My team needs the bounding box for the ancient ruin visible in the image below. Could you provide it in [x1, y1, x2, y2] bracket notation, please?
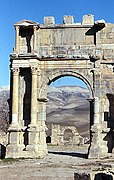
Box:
[47, 124, 81, 145]
[6, 14, 114, 159]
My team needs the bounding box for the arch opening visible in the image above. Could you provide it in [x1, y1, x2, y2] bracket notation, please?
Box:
[46, 75, 93, 154]
[64, 129, 73, 141]
[47, 72, 94, 99]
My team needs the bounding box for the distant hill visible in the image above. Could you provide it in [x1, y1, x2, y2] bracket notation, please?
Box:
[0, 85, 90, 137]
[0, 86, 10, 132]
[46, 86, 90, 137]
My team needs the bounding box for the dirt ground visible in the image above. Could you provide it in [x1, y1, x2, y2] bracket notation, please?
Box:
[0, 145, 114, 180]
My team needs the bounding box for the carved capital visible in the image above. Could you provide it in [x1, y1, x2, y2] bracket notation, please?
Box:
[33, 25, 38, 31]
[31, 66, 37, 75]
[14, 26, 20, 33]
[12, 67, 20, 75]
[15, 25, 20, 30]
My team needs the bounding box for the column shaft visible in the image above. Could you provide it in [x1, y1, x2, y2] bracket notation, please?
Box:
[31, 67, 37, 125]
[12, 68, 19, 125]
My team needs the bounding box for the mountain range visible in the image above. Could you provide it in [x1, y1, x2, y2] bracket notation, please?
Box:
[0, 85, 90, 137]
[46, 86, 90, 137]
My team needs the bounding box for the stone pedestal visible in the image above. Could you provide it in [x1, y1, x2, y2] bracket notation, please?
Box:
[89, 123, 110, 159]
[88, 124, 100, 159]
[6, 127, 25, 158]
[26, 126, 41, 157]
[26, 123, 47, 158]
[88, 97, 110, 159]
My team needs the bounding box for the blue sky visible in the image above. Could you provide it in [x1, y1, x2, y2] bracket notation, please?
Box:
[0, 0, 114, 87]
[51, 76, 86, 88]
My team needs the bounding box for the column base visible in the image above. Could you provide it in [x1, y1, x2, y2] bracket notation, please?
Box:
[25, 124, 48, 158]
[6, 144, 25, 158]
[8, 123, 22, 131]
[88, 123, 110, 159]
[6, 124, 26, 158]
[26, 144, 48, 158]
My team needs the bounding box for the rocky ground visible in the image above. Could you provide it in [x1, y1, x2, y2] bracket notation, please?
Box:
[0, 145, 114, 180]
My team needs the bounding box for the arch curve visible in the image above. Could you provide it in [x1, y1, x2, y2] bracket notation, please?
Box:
[39, 69, 94, 99]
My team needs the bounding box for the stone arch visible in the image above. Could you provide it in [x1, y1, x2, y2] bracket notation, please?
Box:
[64, 129, 73, 141]
[62, 126, 79, 136]
[39, 69, 94, 99]
[63, 126, 79, 142]
[62, 126, 79, 143]
[42, 70, 92, 146]
[51, 125, 80, 145]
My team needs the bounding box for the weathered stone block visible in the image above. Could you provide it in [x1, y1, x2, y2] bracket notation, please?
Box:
[44, 16, 55, 25]
[63, 15, 74, 24]
[10, 132, 20, 144]
[82, 14, 94, 25]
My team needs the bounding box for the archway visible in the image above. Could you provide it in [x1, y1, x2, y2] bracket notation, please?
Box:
[46, 74, 94, 155]
[40, 70, 94, 99]
[64, 129, 73, 141]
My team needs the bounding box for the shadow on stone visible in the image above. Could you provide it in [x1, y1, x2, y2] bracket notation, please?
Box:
[74, 173, 91, 180]
[46, 136, 51, 143]
[0, 144, 6, 159]
[94, 173, 113, 180]
[48, 151, 88, 159]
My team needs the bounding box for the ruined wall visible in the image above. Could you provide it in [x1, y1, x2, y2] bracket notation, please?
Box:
[50, 124, 80, 145]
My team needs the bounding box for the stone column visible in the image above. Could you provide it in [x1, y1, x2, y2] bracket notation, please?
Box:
[88, 97, 105, 159]
[6, 67, 25, 158]
[11, 67, 20, 126]
[33, 26, 37, 52]
[38, 98, 48, 155]
[15, 26, 20, 53]
[30, 66, 37, 126]
[26, 66, 39, 157]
